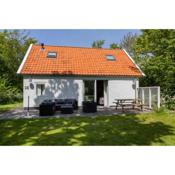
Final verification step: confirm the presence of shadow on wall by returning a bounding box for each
[34,78,79,106]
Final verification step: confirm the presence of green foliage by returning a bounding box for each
[0,30,37,88]
[134,30,175,59]
[153,106,168,114]
[163,96,175,110]
[92,40,105,48]
[0,77,22,103]
[134,30,175,109]
[110,43,119,49]
[0,30,37,103]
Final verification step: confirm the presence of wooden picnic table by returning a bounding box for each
[113,98,143,111]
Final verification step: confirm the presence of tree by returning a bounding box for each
[0,30,37,103]
[134,29,175,101]
[92,40,105,48]
[0,30,37,88]
[134,30,175,60]
[110,43,120,49]
[120,32,137,57]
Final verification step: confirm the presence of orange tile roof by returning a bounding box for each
[19,44,143,77]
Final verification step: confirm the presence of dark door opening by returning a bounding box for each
[97,80,104,105]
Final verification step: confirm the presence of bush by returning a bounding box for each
[161,95,175,111]
[164,98,175,110]
[0,78,22,104]
[153,106,168,114]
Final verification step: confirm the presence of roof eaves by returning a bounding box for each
[122,49,145,76]
[17,44,33,74]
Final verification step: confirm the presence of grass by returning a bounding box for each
[0,102,22,114]
[0,110,175,145]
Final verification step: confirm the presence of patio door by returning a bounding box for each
[96,80,104,105]
[96,80,108,106]
[83,80,108,106]
[84,80,95,101]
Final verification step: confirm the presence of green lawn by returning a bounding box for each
[0,102,22,114]
[0,110,175,145]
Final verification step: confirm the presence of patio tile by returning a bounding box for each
[0,107,149,120]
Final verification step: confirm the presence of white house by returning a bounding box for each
[17,44,144,109]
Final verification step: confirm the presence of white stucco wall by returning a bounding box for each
[23,75,139,108]
[23,76,84,108]
[108,78,139,106]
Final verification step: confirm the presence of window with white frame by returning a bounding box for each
[47,51,57,58]
[106,55,115,61]
[36,84,45,96]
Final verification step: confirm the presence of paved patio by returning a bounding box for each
[0,106,148,119]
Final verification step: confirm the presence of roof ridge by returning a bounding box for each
[34,44,122,51]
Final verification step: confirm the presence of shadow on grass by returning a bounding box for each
[0,102,22,114]
[0,114,174,145]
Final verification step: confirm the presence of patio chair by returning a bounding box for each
[82,101,97,113]
[39,100,55,116]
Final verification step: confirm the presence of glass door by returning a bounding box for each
[84,80,95,101]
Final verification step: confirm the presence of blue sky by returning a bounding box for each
[28,29,140,48]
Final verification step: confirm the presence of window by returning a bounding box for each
[47,51,57,58]
[36,84,45,96]
[106,55,115,61]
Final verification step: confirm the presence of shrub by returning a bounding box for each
[0,77,22,104]
[153,106,168,114]
[164,98,175,110]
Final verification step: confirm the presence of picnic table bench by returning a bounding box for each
[113,99,144,111]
